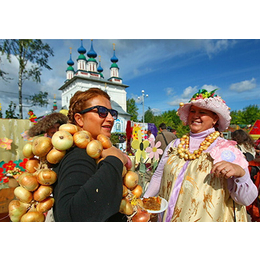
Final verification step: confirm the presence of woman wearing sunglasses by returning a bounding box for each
[52,88,127,221]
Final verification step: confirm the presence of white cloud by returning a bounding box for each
[168,84,220,107]
[229,78,256,92]
[165,87,174,96]
[182,86,198,98]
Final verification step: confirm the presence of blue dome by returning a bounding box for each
[87,40,97,58]
[97,64,103,72]
[111,50,118,63]
[67,54,74,66]
[78,40,86,54]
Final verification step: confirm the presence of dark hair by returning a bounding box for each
[28,112,68,137]
[159,123,166,130]
[231,129,255,150]
[68,88,111,124]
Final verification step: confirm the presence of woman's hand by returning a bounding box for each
[101,146,127,165]
[211,161,246,179]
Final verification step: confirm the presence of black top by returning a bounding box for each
[53,146,126,222]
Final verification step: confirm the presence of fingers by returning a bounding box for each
[211,161,246,178]
[101,146,127,165]
[211,161,243,179]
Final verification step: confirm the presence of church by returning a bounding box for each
[59,40,131,133]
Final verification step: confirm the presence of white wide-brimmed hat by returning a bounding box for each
[177,89,231,132]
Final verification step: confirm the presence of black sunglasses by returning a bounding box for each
[79,105,118,120]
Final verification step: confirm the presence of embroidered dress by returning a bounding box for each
[159,131,248,222]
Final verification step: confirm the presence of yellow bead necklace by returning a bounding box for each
[177,131,220,160]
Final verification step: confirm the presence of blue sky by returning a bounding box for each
[1,39,260,120]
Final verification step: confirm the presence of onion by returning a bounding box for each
[32,136,53,157]
[73,130,92,148]
[19,173,39,191]
[132,208,150,222]
[86,140,103,159]
[59,123,78,135]
[119,198,134,215]
[51,130,74,150]
[8,200,29,222]
[136,198,144,208]
[33,185,53,202]
[122,185,128,197]
[46,148,66,164]
[131,185,143,198]
[36,197,55,213]
[37,169,57,185]
[97,134,112,149]
[25,158,40,173]
[22,143,34,158]
[14,186,33,203]
[20,211,45,222]
[123,171,139,190]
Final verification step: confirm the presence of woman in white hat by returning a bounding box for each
[144,89,258,221]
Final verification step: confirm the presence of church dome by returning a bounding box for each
[111,51,118,63]
[67,56,74,66]
[78,40,86,54]
[87,40,97,58]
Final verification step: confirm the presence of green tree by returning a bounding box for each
[0,39,54,119]
[5,101,19,119]
[26,91,48,107]
[127,98,139,121]
[144,107,155,123]
[230,105,260,125]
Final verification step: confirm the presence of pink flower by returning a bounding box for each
[146,141,163,161]
[210,139,248,169]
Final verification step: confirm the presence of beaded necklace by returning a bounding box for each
[177,131,220,160]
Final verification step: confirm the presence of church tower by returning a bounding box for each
[108,43,122,84]
[77,40,87,71]
[66,47,74,81]
[86,39,98,75]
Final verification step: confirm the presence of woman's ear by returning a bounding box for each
[74,113,84,128]
[213,115,219,127]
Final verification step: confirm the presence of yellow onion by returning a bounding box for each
[20,211,45,222]
[52,130,74,151]
[32,136,53,157]
[33,185,53,202]
[123,171,139,190]
[59,123,78,135]
[36,197,55,213]
[46,148,66,164]
[14,186,33,204]
[22,143,34,158]
[8,200,29,222]
[37,169,57,185]
[86,140,103,159]
[122,185,128,197]
[25,158,40,173]
[136,198,144,208]
[19,173,39,191]
[73,130,92,148]
[131,185,143,198]
[119,198,134,215]
[132,208,150,222]
[97,134,112,149]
